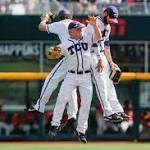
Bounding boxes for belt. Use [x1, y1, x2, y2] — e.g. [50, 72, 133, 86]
[68, 70, 90, 74]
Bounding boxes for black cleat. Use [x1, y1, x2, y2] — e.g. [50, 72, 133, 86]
[74, 130, 87, 144]
[104, 113, 123, 123]
[117, 112, 129, 121]
[62, 118, 76, 133]
[48, 125, 61, 136]
[24, 106, 43, 115]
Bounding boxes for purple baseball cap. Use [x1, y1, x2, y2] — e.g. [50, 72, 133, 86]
[58, 9, 71, 18]
[68, 21, 85, 30]
[104, 6, 118, 23]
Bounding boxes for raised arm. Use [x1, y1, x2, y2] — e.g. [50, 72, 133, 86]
[38, 12, 54, 31]
[87, 16, 102, 42]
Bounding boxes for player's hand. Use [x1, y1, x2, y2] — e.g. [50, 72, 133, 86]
[40, 11, 54, 23]
[87, 16, 97, 26]
[109, 61, 118, 69]
[96, 59, 104, 72]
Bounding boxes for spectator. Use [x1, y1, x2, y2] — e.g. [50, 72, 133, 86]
[26, 0, 41, 14]
[44, 111, 53, 132]
[141, 111, 150, 138]
[11, 113, 24, 135]
[21, 111, 39, 135]
[120, 100, 133, 134]
[0, 0, 8, 13]
[95, 102, 107, 134]
[66, 0, 84, 14]
[8, 0, 26, 15]
[0, 104, 13, 136]
[11, 112, 40, 135]
[86, 0, 98, 14]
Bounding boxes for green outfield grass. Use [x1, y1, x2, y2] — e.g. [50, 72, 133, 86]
[0, 142, 150, 150]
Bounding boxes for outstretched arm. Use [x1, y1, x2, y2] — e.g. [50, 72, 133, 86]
[87, 16, 102, 42]
[104, 47, 117, 68]
[38, 12, 54, 31]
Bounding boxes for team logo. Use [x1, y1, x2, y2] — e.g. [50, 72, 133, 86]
[68, 43, 88, 55]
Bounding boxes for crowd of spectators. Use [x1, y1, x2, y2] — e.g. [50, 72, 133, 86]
[1, 99, 150, 137]
[0, 0, 148, 15]
[95, 99, 150, 137]
[0, 104, 40, 136]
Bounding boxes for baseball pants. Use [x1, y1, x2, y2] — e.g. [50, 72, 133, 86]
[34, 58, 78, 119]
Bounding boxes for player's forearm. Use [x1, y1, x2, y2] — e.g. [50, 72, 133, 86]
[38, 20, 47, 31]
[93, 25, 102, 42]
[104, 47, 114, 65]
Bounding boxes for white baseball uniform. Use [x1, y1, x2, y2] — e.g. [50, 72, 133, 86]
[96, 16, 124, 113]
[51, 29, 95, 134]
[33, 19, 78, 119]
[86, 24, 115, 117]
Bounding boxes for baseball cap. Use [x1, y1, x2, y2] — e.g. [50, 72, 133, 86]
[58, 9, 71, 18]
[104, 6, 118, 23]
[68, 21, 85, 30]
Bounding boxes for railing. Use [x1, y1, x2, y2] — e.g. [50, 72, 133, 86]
[0, 72, 150, 81]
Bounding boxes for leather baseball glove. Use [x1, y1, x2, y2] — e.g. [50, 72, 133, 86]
[46, 46, 62, 60]
[40, 11, 54, 23]
[109, 65, 122, 84]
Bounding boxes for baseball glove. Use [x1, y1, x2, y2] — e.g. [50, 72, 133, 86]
[109, 65, 122, 84]
[40, 11, 54, 23]
[46, 46, 62, 60]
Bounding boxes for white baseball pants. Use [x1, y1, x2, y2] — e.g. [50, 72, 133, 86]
[34, 58, 78, 119]
[51, 72, 93, 134]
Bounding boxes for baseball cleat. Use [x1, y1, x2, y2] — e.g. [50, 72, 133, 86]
[24, 106, 43, 115]
[117, 112, 129, 121]
[104, 113, 123, 123]
[61, 118, 76, 133]
[48, 125, 61, 137]
[74, 130, 87, 144]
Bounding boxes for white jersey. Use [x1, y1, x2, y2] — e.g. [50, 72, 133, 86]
[46, 19, 72, 42]
[96, 16, 111, 50]
[59, 33, 93, 72]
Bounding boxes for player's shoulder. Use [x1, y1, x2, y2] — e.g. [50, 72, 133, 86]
[61, 38, 73, 46]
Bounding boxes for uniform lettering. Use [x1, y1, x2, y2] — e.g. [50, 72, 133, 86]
[75, 43, 81, 51]
[81, 43, 88, 51]
[68, 45, 74, 55]
[68, 42, 88, 55]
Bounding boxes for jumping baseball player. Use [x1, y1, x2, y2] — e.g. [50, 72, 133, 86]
[25, 9, 78, 124]
[49, 17, 102, 143]
[94, 6, 128, 121]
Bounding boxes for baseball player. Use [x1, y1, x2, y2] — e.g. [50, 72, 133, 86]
[49, 17, 102, 143]
[25, 10, 78, 125]
[94, 6, 128, 121]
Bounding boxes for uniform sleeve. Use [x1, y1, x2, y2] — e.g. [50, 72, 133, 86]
[58, 43, 66, 56]
[46, 22, 62, 34]
[84, 25, 95, 44]
[104, 25, 111, 48]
